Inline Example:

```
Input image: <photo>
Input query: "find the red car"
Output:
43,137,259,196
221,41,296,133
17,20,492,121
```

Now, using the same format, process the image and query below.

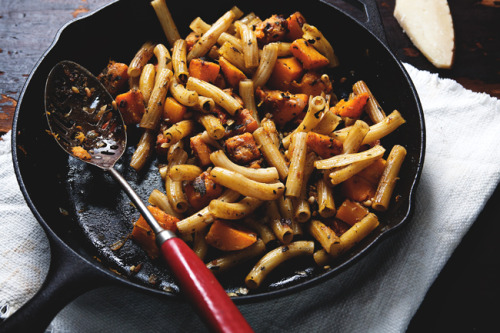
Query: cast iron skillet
4,0,425,331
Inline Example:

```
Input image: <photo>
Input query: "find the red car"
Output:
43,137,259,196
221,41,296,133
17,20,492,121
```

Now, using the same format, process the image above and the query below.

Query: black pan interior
13,0,424,301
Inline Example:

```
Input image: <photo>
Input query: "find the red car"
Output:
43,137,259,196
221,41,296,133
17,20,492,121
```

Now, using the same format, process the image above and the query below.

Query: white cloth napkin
1,63,499,332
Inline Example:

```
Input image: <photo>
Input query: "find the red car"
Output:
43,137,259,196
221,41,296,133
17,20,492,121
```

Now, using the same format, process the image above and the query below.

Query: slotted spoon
44,60,253,333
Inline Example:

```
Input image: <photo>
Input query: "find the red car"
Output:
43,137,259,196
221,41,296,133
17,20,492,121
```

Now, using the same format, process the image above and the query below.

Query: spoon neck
107,167,174,238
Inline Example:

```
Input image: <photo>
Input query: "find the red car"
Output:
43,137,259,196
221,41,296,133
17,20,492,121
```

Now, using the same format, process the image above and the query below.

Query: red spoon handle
160,237,254,333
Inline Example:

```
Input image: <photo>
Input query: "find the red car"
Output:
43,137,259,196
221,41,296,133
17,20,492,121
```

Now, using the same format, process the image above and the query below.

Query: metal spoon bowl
45,61,126,169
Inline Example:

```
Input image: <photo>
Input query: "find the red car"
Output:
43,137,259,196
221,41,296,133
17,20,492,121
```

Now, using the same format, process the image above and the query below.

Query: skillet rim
11,0,425,304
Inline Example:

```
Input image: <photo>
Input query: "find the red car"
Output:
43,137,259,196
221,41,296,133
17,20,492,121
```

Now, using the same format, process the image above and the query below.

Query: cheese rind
394,0,455,69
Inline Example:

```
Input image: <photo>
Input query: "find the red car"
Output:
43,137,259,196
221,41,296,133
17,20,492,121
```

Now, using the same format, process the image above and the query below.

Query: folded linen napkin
1,63,499,332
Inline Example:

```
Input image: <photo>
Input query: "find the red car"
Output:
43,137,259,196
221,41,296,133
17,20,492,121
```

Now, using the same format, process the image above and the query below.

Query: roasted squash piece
306,132,343,158
163,96,187,124
224,132,261,165
291,71,332,97
205,220,258,251
115,89,146,125
290,38,330,70
268,57,304,91
219,56,247,88
225,108,259,137
254,14,287,45
332,92,370,118
256,87,308,126
131,206,179,259
185,171,223,210
286,12,307,41
336,199,370,226
189,58,220,83
190,134,213,167
97,61,129,96
341,174,376,202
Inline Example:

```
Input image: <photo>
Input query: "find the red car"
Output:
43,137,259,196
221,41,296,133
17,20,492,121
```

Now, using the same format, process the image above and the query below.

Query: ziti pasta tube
176,189,240,234
139,68,173,130
245,241,314,289
209,196,263,220
372,145,407,211
207,239,266,274
128,41,155,77
253,127,289,180
187,9,236,62
267,200,293,245
209,167,285,201
210,150,279,183
172,39,189,83
286,132,308,198
186,76,242,115
150,0,181,46
282,95,327,148
333,110,405,144
352,80,386,123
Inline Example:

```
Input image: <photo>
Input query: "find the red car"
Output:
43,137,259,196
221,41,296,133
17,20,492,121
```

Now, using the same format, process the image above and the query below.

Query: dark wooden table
1,0,499,331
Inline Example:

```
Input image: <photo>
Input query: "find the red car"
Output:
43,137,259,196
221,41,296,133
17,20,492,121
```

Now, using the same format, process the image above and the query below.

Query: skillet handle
320,0,388,46
0,235,114,333
160,237,254,333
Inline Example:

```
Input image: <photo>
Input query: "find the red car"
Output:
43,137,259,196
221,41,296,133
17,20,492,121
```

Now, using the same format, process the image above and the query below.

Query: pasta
301,23,340,67
253,127,289,180
139,63,156,105
139,68,173,130
293,152,317,222
252,42,279,87
239,79,259,124
209,167,285,201
159,120,195,149
130,129,155,171
176,189,240,234
171,39,189,83
153,44,173,82
218,41,250,74
314,145,386,170
314,213,380,265
193,226,209,260
207,239,266,274
267,200,293,244
186,76,242,115
99,5,409,290
187,9,236,62
150,0,181,46
282,95,327,148
316,178,336,218
210,150,279,183
148,188,183,219
372,145,407,211
167,164,203,181
352,80,386,123
278,195,302,237
209,196,263,220
169,76,199,107
245,241,314,289
241,217,276,245
165,143,189,213
128,42,155,78
235,21,259,69
342,120,370,154
197,113,225,140
285,132,307,198
332,110,406,144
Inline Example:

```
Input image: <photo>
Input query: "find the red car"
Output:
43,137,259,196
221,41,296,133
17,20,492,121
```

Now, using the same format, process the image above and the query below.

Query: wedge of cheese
394,0,455,69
